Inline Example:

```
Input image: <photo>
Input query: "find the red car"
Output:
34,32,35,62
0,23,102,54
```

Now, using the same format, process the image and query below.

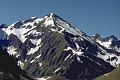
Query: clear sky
0,0,120,38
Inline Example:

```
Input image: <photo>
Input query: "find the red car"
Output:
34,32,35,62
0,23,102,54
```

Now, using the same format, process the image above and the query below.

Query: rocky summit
0,13,120,80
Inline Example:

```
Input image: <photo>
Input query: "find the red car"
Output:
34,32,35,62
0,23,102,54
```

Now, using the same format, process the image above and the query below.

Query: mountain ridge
0,13,120,80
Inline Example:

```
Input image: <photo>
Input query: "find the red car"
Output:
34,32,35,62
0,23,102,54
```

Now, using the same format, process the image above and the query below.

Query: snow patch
38,63,42,67
64,54,71,61
27,46,39,55
97,51,120,67
34,18,44,24
44,13,55,26
7,46,19,57
75,43,80,50
36,77,50,80
55,18,83,36
96,39,112,48
77,57,81,61
30,38,42,45
54,68,61,73
17,61,24,69
36,54,42,59
30,54,42,63
64,47,83,56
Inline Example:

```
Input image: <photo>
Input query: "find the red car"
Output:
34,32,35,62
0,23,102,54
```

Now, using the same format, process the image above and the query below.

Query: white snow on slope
4,25,33,43
44,13,55,26
30,54,42,63
2,17,43,43
96,39,120,52
7,46,19,57
30,38,42,46
97,47,120,67
27,46,39,55
54,68,61,73
36,78,46,80
38,63,42,67
36,77,50,80
96,39,112,48
55,18,83,36
64,47,83,56
64,54,71,61
17,61,24,69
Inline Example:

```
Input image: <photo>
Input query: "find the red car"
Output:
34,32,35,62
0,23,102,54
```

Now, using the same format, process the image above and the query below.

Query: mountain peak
106,35,118,41
48,13,54,17
43,13,55,26
47,13,59,18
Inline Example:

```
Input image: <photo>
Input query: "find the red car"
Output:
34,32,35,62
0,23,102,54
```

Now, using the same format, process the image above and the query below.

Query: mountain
0,13,120,80
95,67,120,80
92,33,120,52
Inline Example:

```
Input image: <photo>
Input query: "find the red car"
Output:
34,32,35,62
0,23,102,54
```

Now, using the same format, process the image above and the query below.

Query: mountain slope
92,33,120,53
0,46,34,80
0,13,120,80
95,67,120,80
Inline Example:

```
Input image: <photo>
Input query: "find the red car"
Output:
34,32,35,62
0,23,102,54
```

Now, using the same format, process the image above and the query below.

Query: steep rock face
0,46,34,80
0,13,119,80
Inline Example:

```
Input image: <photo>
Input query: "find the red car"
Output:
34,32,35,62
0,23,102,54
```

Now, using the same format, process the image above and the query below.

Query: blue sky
0,0,120,38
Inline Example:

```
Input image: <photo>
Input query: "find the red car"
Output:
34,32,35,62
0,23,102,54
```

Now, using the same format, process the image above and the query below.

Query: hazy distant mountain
0,13,120,80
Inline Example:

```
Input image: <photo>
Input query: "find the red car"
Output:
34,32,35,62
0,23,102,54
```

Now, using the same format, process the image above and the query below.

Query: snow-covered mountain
92,34,120,52
0,13,120,80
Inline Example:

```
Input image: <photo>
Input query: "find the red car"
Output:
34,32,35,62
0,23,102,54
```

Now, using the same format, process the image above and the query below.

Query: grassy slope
95,67,120,80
